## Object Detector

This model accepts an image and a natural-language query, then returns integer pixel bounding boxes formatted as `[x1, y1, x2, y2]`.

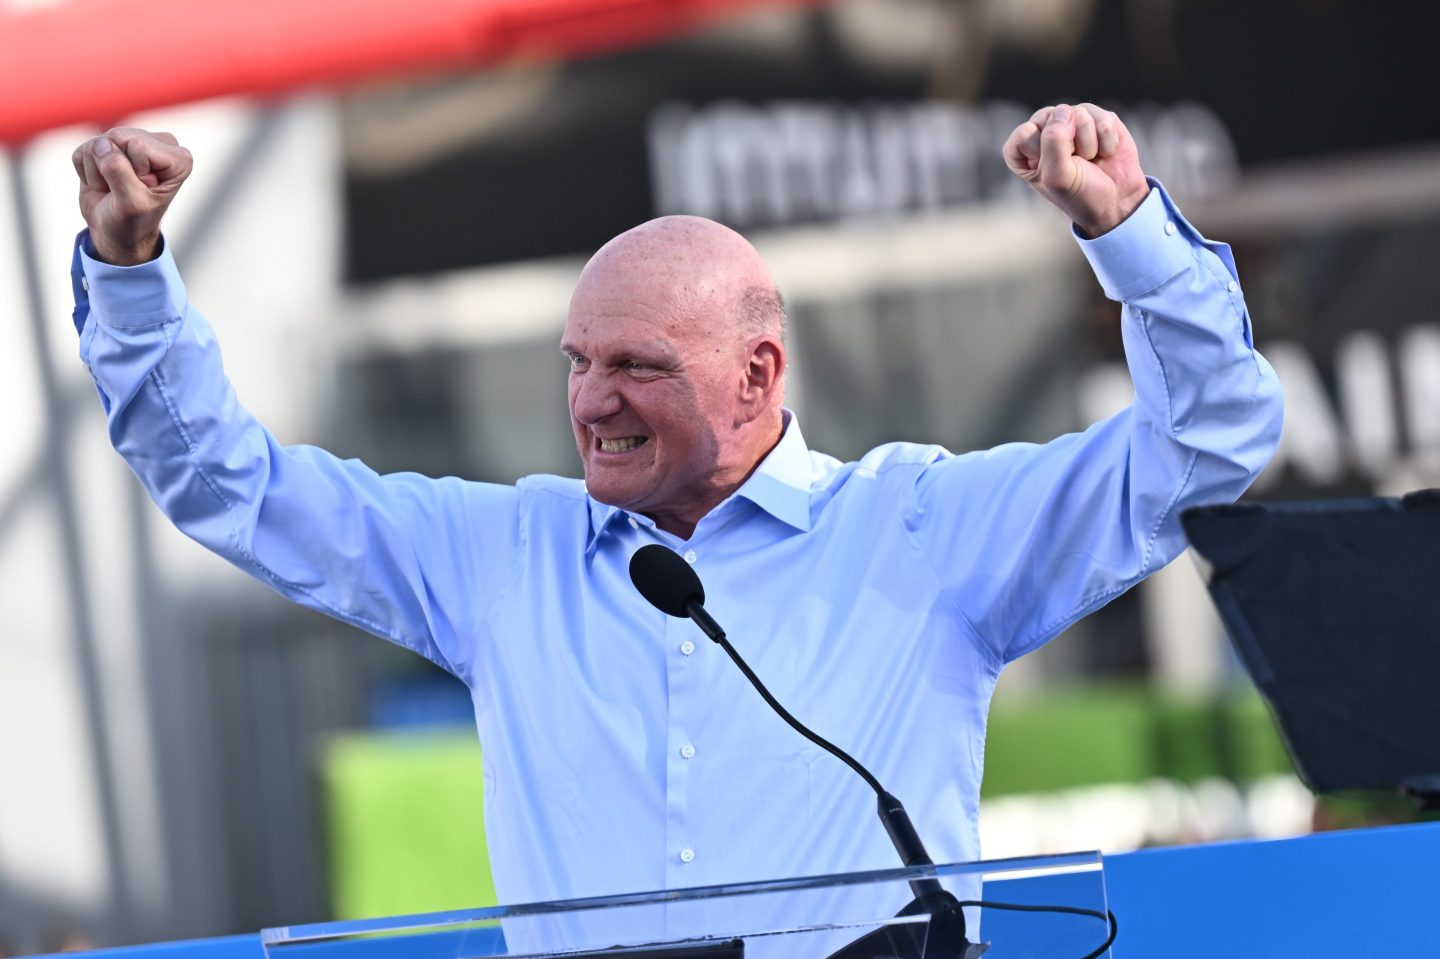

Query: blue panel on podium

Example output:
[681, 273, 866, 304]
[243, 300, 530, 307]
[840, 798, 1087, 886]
[22, 934, 262, 959]
[1106, 821, 1440, 956]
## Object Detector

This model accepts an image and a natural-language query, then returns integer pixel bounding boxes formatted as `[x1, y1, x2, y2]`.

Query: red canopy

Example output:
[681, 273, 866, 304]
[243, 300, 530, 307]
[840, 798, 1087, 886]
[0, 0, 810, 145]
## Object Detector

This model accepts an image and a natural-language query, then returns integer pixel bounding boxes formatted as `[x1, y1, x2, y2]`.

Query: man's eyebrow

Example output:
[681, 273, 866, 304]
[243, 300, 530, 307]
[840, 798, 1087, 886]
[557, 341, 682, 363]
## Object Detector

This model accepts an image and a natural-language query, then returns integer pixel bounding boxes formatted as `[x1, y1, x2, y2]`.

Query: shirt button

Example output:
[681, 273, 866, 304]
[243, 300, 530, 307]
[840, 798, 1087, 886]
[628, 517, 639, 529]
[81, 276, 90, 292]
[1164, 221, 1176, 236]
[680, 743, 696, 759]
[680, 640, 696, 656]
[1227, 280, 1238, 293]
[683, 550, 697, 564]
[679, 848, 695, 863]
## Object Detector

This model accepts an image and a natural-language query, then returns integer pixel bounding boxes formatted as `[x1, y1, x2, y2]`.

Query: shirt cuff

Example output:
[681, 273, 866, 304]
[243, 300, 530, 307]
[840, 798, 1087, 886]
[1072, 177, 1199, 302]
[77, 231, 188, 327]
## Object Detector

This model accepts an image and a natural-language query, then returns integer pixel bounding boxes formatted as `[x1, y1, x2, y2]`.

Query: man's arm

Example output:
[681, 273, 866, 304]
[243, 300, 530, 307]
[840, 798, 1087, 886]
[905, 105, 1283, 665]
[71, 129, 520, 679]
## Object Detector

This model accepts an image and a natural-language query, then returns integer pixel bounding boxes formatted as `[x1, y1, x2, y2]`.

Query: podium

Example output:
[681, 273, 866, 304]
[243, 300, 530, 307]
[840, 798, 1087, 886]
[260, 852, 1112, 958]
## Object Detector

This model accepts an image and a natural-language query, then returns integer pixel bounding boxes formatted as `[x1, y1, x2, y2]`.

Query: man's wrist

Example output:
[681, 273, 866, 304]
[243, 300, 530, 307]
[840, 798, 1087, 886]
[1076, 183, 1153, 239]
[1073, 179, 1195, 302]
[79, 231, 186, 325]
[90, 231, 161, 267]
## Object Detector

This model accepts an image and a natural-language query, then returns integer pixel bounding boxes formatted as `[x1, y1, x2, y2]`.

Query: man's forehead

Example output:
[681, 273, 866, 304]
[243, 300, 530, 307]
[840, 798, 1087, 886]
[564, 282, 711, 348]
[570, 259, 706, 317]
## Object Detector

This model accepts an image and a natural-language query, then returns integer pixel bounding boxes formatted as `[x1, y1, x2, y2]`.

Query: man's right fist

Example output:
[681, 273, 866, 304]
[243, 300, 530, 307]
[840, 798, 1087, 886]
[72, 128, 192, 266]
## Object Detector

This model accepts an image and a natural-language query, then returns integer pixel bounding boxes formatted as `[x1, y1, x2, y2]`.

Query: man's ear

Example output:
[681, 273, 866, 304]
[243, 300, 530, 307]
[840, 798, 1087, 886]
[737, 336, 785, 422]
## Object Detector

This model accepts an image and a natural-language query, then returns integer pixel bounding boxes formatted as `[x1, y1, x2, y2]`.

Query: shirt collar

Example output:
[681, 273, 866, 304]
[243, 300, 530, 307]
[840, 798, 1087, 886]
[585, 409, 813, 551]
[732, 408, 813, 533]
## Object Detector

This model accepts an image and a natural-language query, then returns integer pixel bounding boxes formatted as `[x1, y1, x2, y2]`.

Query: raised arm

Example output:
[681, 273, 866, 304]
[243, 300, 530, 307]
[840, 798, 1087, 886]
[908, 104, 1283, 665]
[71, 129, 518, 679]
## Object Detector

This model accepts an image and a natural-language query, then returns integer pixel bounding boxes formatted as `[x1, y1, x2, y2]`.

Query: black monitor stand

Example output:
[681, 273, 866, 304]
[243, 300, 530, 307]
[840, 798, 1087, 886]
[1183, 489, 1440, 806]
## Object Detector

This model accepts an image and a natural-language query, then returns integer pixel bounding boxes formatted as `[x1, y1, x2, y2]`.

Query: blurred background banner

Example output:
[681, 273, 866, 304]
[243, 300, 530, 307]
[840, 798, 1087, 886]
[2, 0, 1439, 954]
[0, 0, 820, 146]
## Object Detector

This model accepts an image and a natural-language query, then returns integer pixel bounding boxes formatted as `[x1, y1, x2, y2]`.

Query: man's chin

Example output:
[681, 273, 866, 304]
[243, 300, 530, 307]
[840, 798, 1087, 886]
[581, 477, 647, 513]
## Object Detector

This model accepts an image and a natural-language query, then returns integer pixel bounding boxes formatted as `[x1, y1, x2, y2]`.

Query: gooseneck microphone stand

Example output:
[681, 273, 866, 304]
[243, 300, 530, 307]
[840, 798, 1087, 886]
[629, 545, 984, 959]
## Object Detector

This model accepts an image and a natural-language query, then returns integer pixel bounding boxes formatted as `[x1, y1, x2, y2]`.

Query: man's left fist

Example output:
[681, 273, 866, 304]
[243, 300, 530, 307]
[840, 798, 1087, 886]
[1003, 103, 1150, 238]
[72, 127, 192, 266]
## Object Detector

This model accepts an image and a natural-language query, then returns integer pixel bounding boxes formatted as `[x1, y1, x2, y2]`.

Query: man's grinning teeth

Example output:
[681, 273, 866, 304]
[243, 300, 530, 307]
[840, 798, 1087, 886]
[598, 436, 646, 453]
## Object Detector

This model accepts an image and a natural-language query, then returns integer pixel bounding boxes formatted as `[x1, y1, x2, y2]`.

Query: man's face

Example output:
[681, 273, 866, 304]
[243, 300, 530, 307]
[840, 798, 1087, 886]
[561, 285, 743, 533]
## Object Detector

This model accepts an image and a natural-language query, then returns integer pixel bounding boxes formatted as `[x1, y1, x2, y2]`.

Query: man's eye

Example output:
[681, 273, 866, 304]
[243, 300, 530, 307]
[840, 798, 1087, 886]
[567, 354, 588, 370]
[625, 360, 649, 372]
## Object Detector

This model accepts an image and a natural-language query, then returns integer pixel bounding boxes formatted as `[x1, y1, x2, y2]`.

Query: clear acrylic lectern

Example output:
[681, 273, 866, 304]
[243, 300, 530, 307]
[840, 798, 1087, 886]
[261, 851, 1111, 959]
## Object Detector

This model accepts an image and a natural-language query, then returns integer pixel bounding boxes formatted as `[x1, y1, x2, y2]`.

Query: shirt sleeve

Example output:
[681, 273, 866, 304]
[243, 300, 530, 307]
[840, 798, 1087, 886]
[72, 232, 520, 680]
[905, 180, 1284, 665]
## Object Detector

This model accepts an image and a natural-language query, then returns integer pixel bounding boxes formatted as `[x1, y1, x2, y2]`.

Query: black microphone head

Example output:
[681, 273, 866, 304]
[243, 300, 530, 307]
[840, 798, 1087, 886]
[629, 544, 704, 617]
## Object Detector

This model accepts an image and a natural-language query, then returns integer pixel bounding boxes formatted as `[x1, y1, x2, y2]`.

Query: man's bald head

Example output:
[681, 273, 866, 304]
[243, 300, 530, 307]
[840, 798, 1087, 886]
[562, 215, 789, 538]
[574, 215, 785, 345]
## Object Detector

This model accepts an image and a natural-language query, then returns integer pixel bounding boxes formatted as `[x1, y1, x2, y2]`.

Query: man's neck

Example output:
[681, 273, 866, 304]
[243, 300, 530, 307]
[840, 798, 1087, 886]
[647, 415, 786, 540]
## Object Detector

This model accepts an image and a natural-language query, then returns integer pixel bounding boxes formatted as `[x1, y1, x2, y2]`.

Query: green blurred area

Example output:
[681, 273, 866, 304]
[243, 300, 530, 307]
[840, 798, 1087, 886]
[323, 732, 497, 920]
[980, 683, 1293, 795]
[318, 684, 1305, 921]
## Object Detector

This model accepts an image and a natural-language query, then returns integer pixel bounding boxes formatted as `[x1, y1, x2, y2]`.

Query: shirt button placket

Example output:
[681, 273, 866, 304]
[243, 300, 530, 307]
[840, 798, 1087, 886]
[667, 544, 704, 892]
[664, 595, 697, 891]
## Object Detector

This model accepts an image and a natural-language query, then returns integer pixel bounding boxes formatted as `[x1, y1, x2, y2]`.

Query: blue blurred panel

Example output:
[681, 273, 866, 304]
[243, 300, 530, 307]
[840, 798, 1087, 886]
[1106, 822, 1440, 956]
[21, 935, 262, 959]
[365, 675, 474, 729]
[21, 927, 506, 959]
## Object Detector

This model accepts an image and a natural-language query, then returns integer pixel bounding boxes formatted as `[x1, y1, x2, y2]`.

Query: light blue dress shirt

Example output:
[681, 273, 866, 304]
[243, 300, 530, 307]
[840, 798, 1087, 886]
[72, 181, 1281, 936]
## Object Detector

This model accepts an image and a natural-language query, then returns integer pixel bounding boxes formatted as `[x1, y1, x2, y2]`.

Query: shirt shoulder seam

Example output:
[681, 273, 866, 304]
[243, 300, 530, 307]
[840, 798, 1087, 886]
[885, 458, 1006, 673]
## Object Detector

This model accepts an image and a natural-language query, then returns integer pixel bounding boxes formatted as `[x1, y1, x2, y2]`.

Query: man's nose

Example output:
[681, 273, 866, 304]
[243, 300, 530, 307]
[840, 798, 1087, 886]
[571, 372, 623, 424]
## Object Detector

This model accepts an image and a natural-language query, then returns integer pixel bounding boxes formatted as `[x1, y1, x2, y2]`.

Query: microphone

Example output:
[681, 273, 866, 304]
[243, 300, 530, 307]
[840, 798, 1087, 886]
[629, 543, 724, 640]
[628, 544, 977, 958]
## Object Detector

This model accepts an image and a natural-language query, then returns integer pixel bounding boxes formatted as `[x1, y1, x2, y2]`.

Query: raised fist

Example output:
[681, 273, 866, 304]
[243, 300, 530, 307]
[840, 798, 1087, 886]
[72, 128, 192, 266]
[1002, 104, 1150, 238]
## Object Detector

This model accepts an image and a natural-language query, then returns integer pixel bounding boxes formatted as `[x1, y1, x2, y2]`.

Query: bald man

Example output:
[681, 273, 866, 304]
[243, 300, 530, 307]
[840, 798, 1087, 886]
[70, 105, 1282, 926]
[562, 216, 788, 539]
